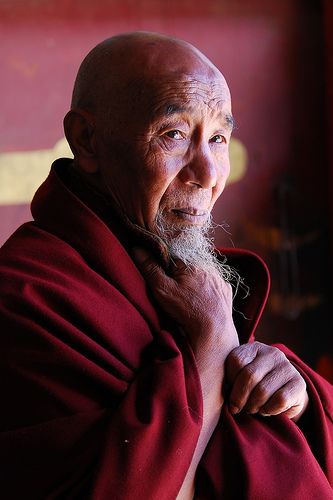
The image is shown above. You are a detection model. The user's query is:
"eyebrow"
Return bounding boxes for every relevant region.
[165,104,187,115]
[162,104,236,130]
[225,113,236,131]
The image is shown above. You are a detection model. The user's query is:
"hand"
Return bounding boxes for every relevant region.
[133,247,241,496]
[133,248,239,361]
[226,341,309,421]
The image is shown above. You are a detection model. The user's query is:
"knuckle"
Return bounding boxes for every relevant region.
[272,348,286,364]
[227,347,241,364]
[280,361,301,382]
[291,374,307,394]
[262,343,285,362]
[273,391,289,409]
[232,343,257,365]
[256,341,281,357]
[242,364,260,386]
[254,383,270,402]
[227,351,247,373]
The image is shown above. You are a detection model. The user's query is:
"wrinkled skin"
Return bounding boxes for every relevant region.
[134,250,308,421]
[226,341,308,419]
[64,32,309,500]
[66,34,233,234]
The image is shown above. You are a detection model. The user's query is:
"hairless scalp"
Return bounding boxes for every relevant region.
[70,31,229,121]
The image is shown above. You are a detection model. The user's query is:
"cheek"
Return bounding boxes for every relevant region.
[210,155,231,205]
[134,147,184,225]
[139,145,184,197]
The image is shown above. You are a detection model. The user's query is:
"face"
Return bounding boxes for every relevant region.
[95,62,233,236]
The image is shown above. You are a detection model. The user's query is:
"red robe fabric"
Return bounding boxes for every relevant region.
[0,160,332,499]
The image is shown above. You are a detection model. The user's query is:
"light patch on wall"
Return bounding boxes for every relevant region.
[0,138,73,205]
[228,137,247,184]
[0,137,247,205]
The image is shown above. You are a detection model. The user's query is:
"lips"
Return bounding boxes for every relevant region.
[171,207,209,224]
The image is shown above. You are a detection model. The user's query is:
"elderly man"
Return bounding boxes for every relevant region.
[0,32,332,499]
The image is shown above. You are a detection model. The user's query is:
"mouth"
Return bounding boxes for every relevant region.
[171,207,209,225]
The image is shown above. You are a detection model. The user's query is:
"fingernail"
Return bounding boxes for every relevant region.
[229,404,240,415]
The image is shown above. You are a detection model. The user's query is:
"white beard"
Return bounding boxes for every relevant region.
[154,210,238,284]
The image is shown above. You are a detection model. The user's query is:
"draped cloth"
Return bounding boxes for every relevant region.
[0,160,332,499]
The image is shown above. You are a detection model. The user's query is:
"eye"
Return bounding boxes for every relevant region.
[164,130,184,140]
[210,134,227,144]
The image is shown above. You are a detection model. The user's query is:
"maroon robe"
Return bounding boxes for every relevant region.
[0,160,332,499]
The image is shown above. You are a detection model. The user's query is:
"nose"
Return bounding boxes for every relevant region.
[179,146,219,189]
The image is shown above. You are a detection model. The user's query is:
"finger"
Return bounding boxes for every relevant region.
[287,390,309,421]
[228,349,278,414]
[226,342,259,386]
[259,377,307,418]
[242,366,292,414]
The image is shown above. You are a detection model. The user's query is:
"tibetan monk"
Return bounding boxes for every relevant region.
[0,32,332,499]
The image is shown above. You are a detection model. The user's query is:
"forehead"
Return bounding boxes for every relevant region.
[142,73,231,124]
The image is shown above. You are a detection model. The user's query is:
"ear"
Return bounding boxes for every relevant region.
[63,109,99,173]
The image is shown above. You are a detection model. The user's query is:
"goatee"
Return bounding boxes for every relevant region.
[153,210,239,285]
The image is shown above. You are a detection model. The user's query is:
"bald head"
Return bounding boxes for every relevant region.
[71,32,228,120]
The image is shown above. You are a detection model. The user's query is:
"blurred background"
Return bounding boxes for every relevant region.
[0,0,332,381]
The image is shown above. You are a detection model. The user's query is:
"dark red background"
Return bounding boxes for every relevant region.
[0,0,332,380]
